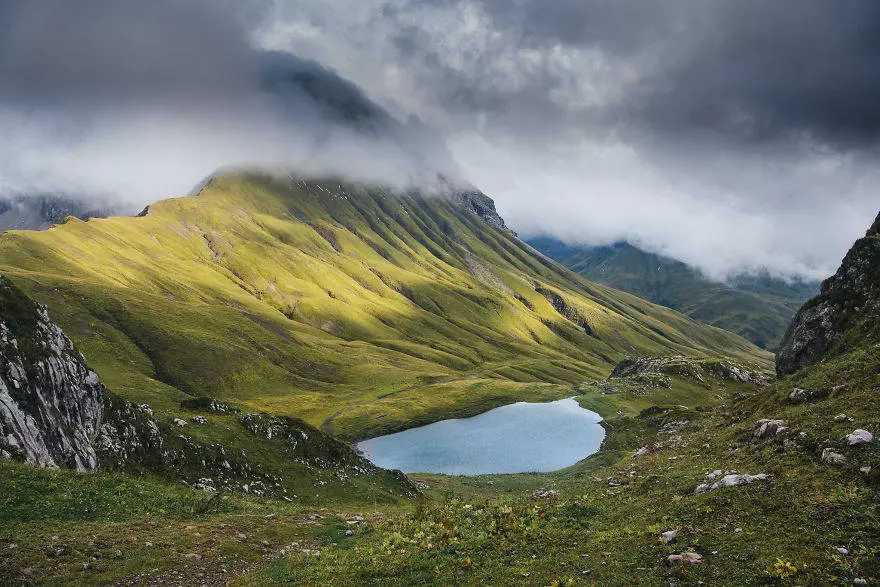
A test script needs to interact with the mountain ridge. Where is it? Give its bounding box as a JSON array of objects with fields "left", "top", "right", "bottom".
[
  {"left": 528, "top": 237, "right": 819, "bottom": 349},
  {"left": 0, "top": 173, "right": 768, "bottom": 443}
]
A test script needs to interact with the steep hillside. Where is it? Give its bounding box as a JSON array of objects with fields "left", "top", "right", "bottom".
[
  {"left": 528, "top": 237, "right": 818, "bottom": 349},
  {"left": 0, "top": 273, "right": 416, "bottom": 504},
  {"left": 0, "top": 174, "right": 767, "bottom": 443}
]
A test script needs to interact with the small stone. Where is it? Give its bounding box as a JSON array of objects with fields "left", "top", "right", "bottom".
[
  {"left": 582, "top": 570, "right": 592, "bottom": 575},
  {"left": 836, "top": 547, "right": 849, "bottom": 555},
  {"left": 860, "top": 466, "right": 871, "bottom": 474},
  {"left": 789, "top": 388, "right": 810, "bottom": 404},
  {"left": 632, "top": 447, "right": 650, "bottom": 459},
  {"left": 531, "top": 489, "right": 559, "bottom": 499},
  {"left": 822, "top": 448, "right": 847, "bottom": 466},
  {"left": 345, "top": 530, "right": 353, "bottom": 536},
  {"left": 834, "top": 414, "right": 848, "bottom": 423},
  {"left": 173, "top": 418, "right": 187, "bottom": 427},
  {"left": 236, "top": 533, "right": 247, "bottom": 542},
  {"left": 844, "top": 429, "right": 873, "bottom": 446},
  {"left": 183, "top": 553, "right": 202, "bottom": 560},
  {"left": 193, "top": 416, "right": 209, "bottom": 425},
  {"left": 668, "top": 552, "right": 703, "bottom": 565},
  {"left": 754, "top": 419, "right": 787, "bottom": 439},
  {"left": 734, "top": 528, "right": 742, "bottom": 533},
  {"left": 854, "top": 579, "right": 868, "bottom": 586},
  {"left": 661, "top": 530, "right": 677, "bottom": 544}
]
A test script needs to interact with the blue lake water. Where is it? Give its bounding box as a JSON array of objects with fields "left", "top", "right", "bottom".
[{"left": 356, "top": 398, "right": 605, "bottom": 475}]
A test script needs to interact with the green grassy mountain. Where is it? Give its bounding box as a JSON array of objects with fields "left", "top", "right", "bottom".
[
  {"left": 0, "top": 173, "right": 767, "bottom": 446},
  {"left": 528, "top": 237, "right": 819, "bottom": 349}
]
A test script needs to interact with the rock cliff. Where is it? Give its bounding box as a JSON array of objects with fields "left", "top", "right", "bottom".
[
  {"left": 0, "top": 276, "right": 105, "bottom": 470},
  {"left": 776, "top": 212, "right": 880, "bottom": 375}
]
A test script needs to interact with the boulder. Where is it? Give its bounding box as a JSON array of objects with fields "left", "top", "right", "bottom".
[
  {"left": 788, "top": 388, "right": 824, "bottom": 404},
  {"left": 844, "top": 429, "right": 873, "bottom": 446},
  {"left": 822, "top": 448, "right": 847, "bottom": 466},
  {"left": 695, "top": 473, "right": 769, "bottom": 494},
  {"left": 754, "top": 419, "right": 787, "bottom": 439},
  {"left": 668, "top": 552, "right": 703, "bottom": 565}
]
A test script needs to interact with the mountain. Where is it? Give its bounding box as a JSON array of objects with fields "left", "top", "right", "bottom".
[
  {"left": 0, "top": 174, "right": 767, "bottom": 447},
  {"left": 527, "top": 237, "right": 819, "bottom": 349},
  {"left": 0, "top": 194, "right": 112, "bottom": 233}
]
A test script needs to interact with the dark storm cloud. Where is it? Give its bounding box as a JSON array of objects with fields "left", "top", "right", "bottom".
[{"left": 432, "top": 0, "right": 880, "bottom": 147}]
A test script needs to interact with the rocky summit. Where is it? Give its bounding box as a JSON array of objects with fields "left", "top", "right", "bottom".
[{"left": 777, "top": 212, "right": 880, "bottom": 375}]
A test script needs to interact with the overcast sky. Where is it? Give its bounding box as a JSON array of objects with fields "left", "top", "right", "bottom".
[{"left": 1, "top": 1, "right": 878, "bottom": 281}]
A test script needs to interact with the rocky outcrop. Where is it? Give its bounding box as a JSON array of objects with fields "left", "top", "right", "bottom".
[
  {"left": 449, "top": 189, "right": 510, "bottom": 231},
  {"left": 0, "top": 276, "right": 104, "bottom": 470},
  {"left": 777, "top": 212, "right": 880, "bottom": 375}
]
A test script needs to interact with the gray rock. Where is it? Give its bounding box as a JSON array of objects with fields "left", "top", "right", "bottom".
[
  {"left": 822, "top": 448, "right": 847, "bottom": 466},
  {"left": 853, "top": 579, "right": 868, "bottom": 586},
  {"left": 0, "top": 277, "right": 104, "bottom": 471},
  {"left": 632, "top": 446, "right": 650, "bottom": 459},
  {"left": 173, "top": 418, "right": 187, "bottom": 427},
  {"left": 777, "top": 213, "right": 880, "bottom": 375},
  {"left": 834, "top": 414, "right": 849, "bottom": 423},
  {"left": 754, "top": 419, "right": 787, "bottom": 439},
  {"left": 844, "top": 429, "right": 873, "bottom": 446},
  {"left": 788, "top": 388, "right": 820, "bottom": 404},
  {"left": 661, "top": 530, "right": 677, "bottom": 544},
  {"left": 695, "top": 473, "right": 769, "bottom": 494},
  {"left": 836, "top": 547, "right": 849, "bottom": 555},
  {"left": 531, "top": 489, "right": 559, "bottom": 499}
]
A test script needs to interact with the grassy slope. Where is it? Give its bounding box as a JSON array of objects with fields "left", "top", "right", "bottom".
[
  {"left": 0, "top": 173, "right": 767, "bottom": 442},
  {"left": 528, "top": 238, "right": 817, "bottom": 350},
  {"left": 3, "top": 351, "right": 875, "bottom": 585}
]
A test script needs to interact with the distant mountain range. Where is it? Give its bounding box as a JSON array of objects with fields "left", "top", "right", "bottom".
[
  {"left": 527, "top": 237, "right": 820, "bottom": 349},
  {"left": 0, "top": 194, "right": 112, "bottom": 234}
]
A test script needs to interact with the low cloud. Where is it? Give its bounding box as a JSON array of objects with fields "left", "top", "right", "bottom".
[{"left": 0, "top": 0, "right": 459, "bottom": 211}]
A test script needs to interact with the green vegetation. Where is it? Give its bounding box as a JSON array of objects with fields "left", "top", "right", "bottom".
[
  {"left": 0, "top": 173, "right": 767, "bottom": 444},
  {"left": 528, "top": 237, "right": 818, "bottom": 349}
]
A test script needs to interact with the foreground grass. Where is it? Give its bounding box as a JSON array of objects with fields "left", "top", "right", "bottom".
[{"left": 5, "top": 356, "right": 875, "bottom": 585}]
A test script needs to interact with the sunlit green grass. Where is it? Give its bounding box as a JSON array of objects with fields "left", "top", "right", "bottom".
[{"left": 0, "top": 173, "right": 769, "bottom": 441}]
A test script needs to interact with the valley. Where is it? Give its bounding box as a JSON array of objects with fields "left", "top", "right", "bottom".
[{"left": 0, "top": 175, "right": 876, "bottom": 585}]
